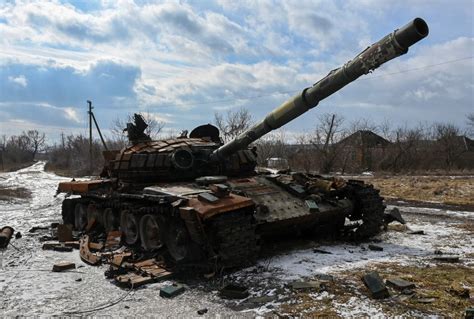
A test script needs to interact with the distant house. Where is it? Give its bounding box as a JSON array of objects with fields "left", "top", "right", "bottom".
[{"left": 337, "top": 130, "right": 391, "bottom": 170}]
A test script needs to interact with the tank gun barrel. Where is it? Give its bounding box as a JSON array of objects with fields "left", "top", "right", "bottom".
[{"left": 210, "top": 18, "right": 428, "bottom": 160}]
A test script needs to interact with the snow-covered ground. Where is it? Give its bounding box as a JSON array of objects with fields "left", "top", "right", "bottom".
[{"left": 0, "top": 162, "right": 472, "bottom": 317}]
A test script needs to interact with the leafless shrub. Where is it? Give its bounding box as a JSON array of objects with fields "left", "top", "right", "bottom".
[{"left": 214, "top": 108, "right": 253, "bottom": 143}]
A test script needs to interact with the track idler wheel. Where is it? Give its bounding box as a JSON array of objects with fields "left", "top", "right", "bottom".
[
  {"left": 120, "top": 210, "right": 140, "bottom": 245},
  {"left": 139, "top": 214, "right": 165, "bottom": 251},
  {"left": 74, "top": 203, "right": 88, "bottom": 231},
  {"left": 103, "top": 208, "right": 119, "bottom": 232}
]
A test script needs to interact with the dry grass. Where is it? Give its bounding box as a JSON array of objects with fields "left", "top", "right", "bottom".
[
  {"left": 453, "top": 222, "right": 474, "bottom": 234},
  {"left": 0, "top": 186, "right": 32, "bottom": 201},
  {"left": 367, "top": 176, "right": 474, "bottom": 207},
  {"left": 278, "top": 262, "right": 473, "bottom": 317}
]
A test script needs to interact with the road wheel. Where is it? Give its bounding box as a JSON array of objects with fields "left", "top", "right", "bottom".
[
  {"left": 103, "top": 208, "right": 119, "bottom": 232},
  {"left": 162, "top": 217, "right": 201, "bottom": 263},
  {"left": 121, "top": 210, "right": 140, "bottom": 245},
  {"left": 61, "top": 199, "right": 76, "bottom": 226},
  {"left": 87, "top": 203, "right": 102, "bottom": 227},
  {"left": 139, "top": 214, "right": 164, "bottom": 250},
  {"left": 74, "top": 203, "right": 88, "bottom": 231}
]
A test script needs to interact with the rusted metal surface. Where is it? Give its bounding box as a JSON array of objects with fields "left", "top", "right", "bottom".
[
  {"left": 186, "top": 193, "right": 254, "bottom": 220},
  {"left": 52, "top": 262, "right": 76, "bottom": 272},
  {"left": 115, "top": 259, "right": 173, "bottom": 288},
  {"left": 105, "top": 230, "right": 122, "bottom": 249},
  {"left": 57, "top": 224, "right": 73, "bottom": 242},
  {"left": 57, "top": 179, "right": 112, "bottom": 194},
  {"left": 79, "top": 235, "right": 101, "bottom": 265}
]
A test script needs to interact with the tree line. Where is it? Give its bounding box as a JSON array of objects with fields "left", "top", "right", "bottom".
[
  {"left": 1, "top": 110, "right": 473, "bottom": 175},
  {"left": 215, "top": 108, "right": 474, "bottom": 174}
]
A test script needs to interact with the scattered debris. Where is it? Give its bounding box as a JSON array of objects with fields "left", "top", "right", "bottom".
[
  {"left": 408, "top": 230, "right": 425, "bottom": 235},
  {"left": 386, "top": 278, "right": 416, "bottom": 290},
  {"left": 246, "top": 295, "right": 278, "bottom": 304},
  {"left": 466, "top": 308, "right": 474, "bottom": 319},
  {"left": 220, "top": 284, "right": 249, "bottom": 299},
  {"left": 448, "top": 283, "right": 470, "bottom": 299},
  {"left": 384, "top": 207, "right": 406, "bottom": 225},
  {"left": 313, "top": 248, "right": 332, "bottom": 254},
  {"left": 105, "top": 231, "right": 122, "bottom": 249},
  {"left": 75, "top": 278, "right": 82, "bottom": 282},
  {"left": 197, "top": 308, "right": 208, "bottom": 315},
  {"left": 433, "top": 255, "right": 460, "bottom": 263},
  {"left": 415, "top": 297, "right": 436, "bottom": 304},
  {"left": 28, "top": 226, "right": 49, "bottom": 233},
  {"left": 362, "top": 272, "right": 390, "bottom": 299},
  {"left": 314, "top": 273, "right": 335, "bottom": 281},
  {"left": 53, "top": 246, "right": 73, "bottom": 252},
  {"left": 115, "top": 259, "right": 172, "bottom": 288},
  {"left": 401, "top": 288, "right": 415, "bottom": 295},
  {"left": 0, "top": 226, "right": 14, "bottom": 248},
  {"left": 52, "top": 261, "right": 76, "bottom": 272},
  {"left": 42, "top": 241, "right": 79, "bottom": 251},
  {"left": 79, "top": 235, "right": 101, "bottom": 265},
  {"left": 89, "top": 242, "right": 104, "bottom": 251},
  {"left": 160, "top": 284, "right": 185, "bottom": 298},
  {"left": 57, "top": 224, "right": 73, "bottom": 242},
  {"left": 290, "top": 280, "right": 322, "bottom": 290},
  {"left": 368, "top": 244, "right": 384, "bottom": 251}
]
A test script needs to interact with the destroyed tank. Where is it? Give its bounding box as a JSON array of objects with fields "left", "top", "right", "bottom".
[{"left": 58, "top": 18, "right": 429, "bottom": 268}]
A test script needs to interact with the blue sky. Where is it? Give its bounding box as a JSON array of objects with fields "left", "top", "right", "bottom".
[{"left": 0, "top": 0, "right": 473, "bottom": 142}]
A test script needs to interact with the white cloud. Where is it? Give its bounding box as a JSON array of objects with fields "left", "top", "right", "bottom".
[
  {"left": 0, "top": 1, "right": 472, "bottom": 137},
  {"left": 63, "top": 107, "right": 81, "bottom": 123},
  {"left": 8, "top": 75, "right": 28, "bottom": 87}
]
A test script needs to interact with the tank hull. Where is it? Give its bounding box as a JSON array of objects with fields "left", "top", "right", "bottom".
[{"left": 59, "top": 172, "right": 385, "bottom": 268}]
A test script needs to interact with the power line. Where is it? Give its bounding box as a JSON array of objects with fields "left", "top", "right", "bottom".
[
  {"left": 157, "top": 56, "right": 474, "bottom": 109},
  {"left": 359, "top": 56, "right": 473, "bottom": 80}
]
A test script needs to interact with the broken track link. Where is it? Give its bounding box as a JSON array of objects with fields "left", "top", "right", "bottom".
[
  {"left": 344, "top": 181, "right": 386, "bottom": 239},
  {"left": 208, "top": 209, "right": 260, "bottom": 269}
]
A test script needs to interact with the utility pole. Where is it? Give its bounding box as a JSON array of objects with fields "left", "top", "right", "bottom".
[{"left": 87, "top": 100, "right": 93, "bottom": 174}]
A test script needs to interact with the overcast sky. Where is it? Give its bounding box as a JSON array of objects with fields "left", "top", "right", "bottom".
[{"left": 0, "top": 0, "right": 473, "bottom": 142}]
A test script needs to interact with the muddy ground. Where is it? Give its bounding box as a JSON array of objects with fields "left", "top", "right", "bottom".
[{"left": 0, "top": 162, "right": 472, "bottom": 317}]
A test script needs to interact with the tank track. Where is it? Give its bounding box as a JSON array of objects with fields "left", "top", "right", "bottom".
[
  {"left": 208, "top": 209, "right": 260, "bottom": 268},
  {"left": 345, "top": 180, "right": 386, "bottom": 239}
]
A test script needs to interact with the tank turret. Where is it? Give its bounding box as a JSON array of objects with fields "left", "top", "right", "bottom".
[{"left": 211, "top": 18, "right": 428, "bottom": 160}]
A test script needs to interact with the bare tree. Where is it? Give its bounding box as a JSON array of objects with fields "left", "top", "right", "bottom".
[
  {"left": 378, "top": 118, "right": 393, "bottom": 141},
  {"left": 467, "top": 113, "right": 474, "bottom": 137},
  {"left": 347, "top": 118, "right": 378, "bottom": 134},
  {"left": 433, "top": 123, "right": 466, "bottom": 170},
  {"left": 289, "top": 132, "right": 316, "bottom": 173},
  {"left": 384, "top": 125, "right": 425, "bottom": 172},
  {"left": 110, "top": 112, "right": 165, "bottom": 146},
  {"left": 310, "top": 113, "right": 346, "bottom": 173},
  {"left": 214, "top": 107, "right": 253, "bottom": 142},
  {"left": 254, "top": 129, "right": 287, "bottom": 166},
  {"left": 26, "top": 130, "right": 46, "bottom": 160}
]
